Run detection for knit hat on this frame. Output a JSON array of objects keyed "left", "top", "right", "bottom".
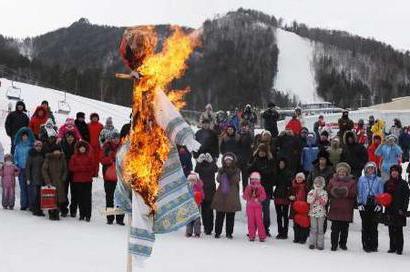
[
  {"left": 296, "top": 172, "right": 305, "bottom": 180},
  {"left": 313, "top": 149, "right": 331, "bottom": 166},
  {"left": 187, "top": 172, "right": 199, "bottom": 182},
  {"left": 385, "top": 134, "right": 397, "bottom": 144},
  {"left": 249, "top": 172, "right": 261, "bottom": 180},
  {"left": 76, "top": 112, "right": 85, "bottom": 119},
  {"left": 364, "top": 161, "right": 377, "bottom": 174},
  {"left": 223, "top": 154, "right": 235, "bottom": 162},
  {"left": 313, "top": 176, "right": 326, "bottom": 189},
  {"left": 65, "top": 118, "right": 75, "bottom": 126},
  {"left": 336, "top": 162, "right": 351, "bottom": 175}
]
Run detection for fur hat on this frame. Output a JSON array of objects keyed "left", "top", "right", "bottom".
[
  {"left": 336, "top": 162, "right": 351, "bottom": 175},
  {"left": 76, "top": 112, "right": 85, "bottom": 119},
  {"left": 296, "top": 172, "right": 305, "bottom": 180},
  {"left": 364, "top": 161, "right": 377, "bottom": 174}
]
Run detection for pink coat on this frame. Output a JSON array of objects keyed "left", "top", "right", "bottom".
[
  {"left": 0, "top": 164, "right": 19, "bottom": 186},
  {"left": 58, "top": 123, "right": 82, "bottom": 141},
  {"left": 243, "top": 184, "right": 266, "bottom": 208}
]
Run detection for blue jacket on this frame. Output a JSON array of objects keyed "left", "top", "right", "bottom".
[
  {"left": 357, "top": 174, "right": 384, "bottom": 205},
  {"left": 375, "top": 144, "right": 402, "bottom": 172},
  {"left": 13, "top": 127, "right": 35, "bottom": 169},
  {"left": 301, "top": 135, "right": 319, "bottom": 172}
]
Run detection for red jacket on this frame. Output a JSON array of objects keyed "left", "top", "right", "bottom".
[
  {"left": 100, "top": 141, "right": 120, "bottom": 166},
  {"left": 29, "top": 106, "right": 48, "bottom": 137},
  {"left": 285, "top": 119, "right": 302, "bottom": 135},
  {"left": 88, "top": 121, "right": 103, "bottom": 148},
  {"left": 69, "top": 143, "right": 95, "bottom": 183},
  {"left": 289, "top": 179, "right": 308, "bottom": 218},
  {"left": 368, "top": 142, "right": 382, "bottom": 169}
]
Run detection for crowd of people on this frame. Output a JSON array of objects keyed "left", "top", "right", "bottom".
[
  {"left": 183, "top": 103, "right": 410, "bottom": 254},
  {"left": 1, "top": 100, "right": 123, "bottom": 224},
  {"left": 1, "top": 100, "right": 410, "bottom": 255}
]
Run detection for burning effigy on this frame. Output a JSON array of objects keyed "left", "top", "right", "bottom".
[{"left": 114, "top": 25, "right": 201, "bottom": 269}]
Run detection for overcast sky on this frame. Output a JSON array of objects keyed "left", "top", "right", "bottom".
[{"left": 0, "top": 0, "right": 409, "bottom": 51}]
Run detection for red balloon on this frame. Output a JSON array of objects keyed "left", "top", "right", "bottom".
[
  {"left": 194, "top": 191, "right": 203, "bottom": 205},
  {"left": 293, "top": 201, "right": 309, "bottom": 215},
  {"left": 375, "top": 193, "right": 392, "bottom": 207},
  {"left": 294, "top": 214, "right": 310, "bottom": 228}
]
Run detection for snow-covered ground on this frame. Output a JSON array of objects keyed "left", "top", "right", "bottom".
[
  {"left": 274, "top": 29, "right": 320, "bottom": 103},
  {"left": 1, "top": 79, "right": 410, "bottom": 272}
]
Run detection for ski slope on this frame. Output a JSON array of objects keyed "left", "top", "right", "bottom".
[
  {"left": 274, "top": 29, "right": 320, "bottom": 103},
  {"left": 0, "top": 79, "right": 410, "bottom": 272}
]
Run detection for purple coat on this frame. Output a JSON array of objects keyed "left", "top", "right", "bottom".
[
  {"left": 327, "top": 175, "right": 357, "bottom": 222},
  {"left": 0, "top": 164, "right": 19, "bottom": 186}
]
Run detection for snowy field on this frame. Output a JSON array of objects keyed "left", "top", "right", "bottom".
[{"left": 1, "top": 79, "right": 410, "bottom": 272}]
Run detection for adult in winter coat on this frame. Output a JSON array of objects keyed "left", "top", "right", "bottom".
[
  {"left": 337, "top": 110, "right": 354, "bottom": 138},
  {"left": 307, "top": 176, "right": 328, "bottom": 250},
  {"left": 25, "top": 141, "right": 45, "bottom": 216},
  {"left": 238, "top": 121, "right": 254, "bottom": 189},
  {"left": 273, "top": 158, "right": 292, "bottom": 239},
  {"left": 5, "top": 101, "right": 29, "bottom": 154},
  {"left": 327, "top": 137, "right": 342, "bottom": 167},
  {"left": 194, "top": 118, "right": 219, "bottom": 160},
  {"left": 42, "top": 147, "right": 68, "bottom": 220},
  {"left": 99, "top": 117, "right": 119, "bottom": 145},
  {"left": 69, "top": 141, "right": 95, "bottom": 222},
  {"left": 262, "top": 102, "right": 280, "bottom": 137},
  {"left": 39, "top": 118, "right": 58, "bottom": 143},
  {"left": 0, "top": 154, "right": 19, "bottom": 209},
  {"left": 341, "top": 131, "right": 368, "bottom": 180},
  {"left": 389, "top": 118, "right": 402, "bottom": 139},
  {"left": 289, "top": 172, "right": 309, "bottom": 243},
  {"left": 14, "top": 127, "right": 35, "bottom": 210},
  {"left": 277, "top": 129, "right": 301, "bottom": 175},
  {"left": 248, "top": 143, "right": 275, "bottom": 236},
  {"left": 100, "top": 133, "right": 124, "bottom": 225},
  {"left": 375, "top": 134, "right": 402, "bottom": 181},
  {"left": 195, "top": 153, "right": 218, "bottom": 235},
  {"left": 88, "top": 113, "right": 104, "bottom": 177},
  {"left": 398, "top": 127, "right": 410, "bottom": 162},
  {"left": 57, "top": 118, "right": 82, "bottom": 142},
  {"left": 29, "top": 106, "right": 49, "bottom": 139},
  {"left": 285, "top": 114, "right": 303, "bottom": 136},
  {"left": 355, "top": 119, "right": 368, "bottom": 145},
  {"left": 60, "top": 130, "right": 78, "bottom": 217},
  {"left": 301, "top": 133, "right": 319, "bottom": 174},
  {"left": 243, "top": 172, "right": 267, "bottom": 242},
  {"left": 371, "top": 119, "right": 385, "bottom": 141},
  {"left": 42, "top": 134, "right": 60, "bottom": 155},
  {"left": 357, "top": 162, "right": 384, "bottom": 253},
  {"left": 327, "top": 162, "right": 357, "bottom": 251},
  {"left": 307, "top": 149, "right": 334, "bottom": 189},
  {"left": 313, "top": 115, "right": 325, "bottom": 140},
  {"left": 367, "top": 135, "right": 382, "bottom": 171},
  {"left": 241, "top": 104, "right": 258, "bottom": 131},
  {"left": 199, "top": 104, "right": 216, "bottom": 129},
  {"left": 40, "top": 100, "right": 55, "bottom": 125},
  {"left": 212, "top": 153, "right": 241, "bottom": 239},
  {"left": 318, "top": 130, "right": 330, "bottom": 150},
  {"left": 252, "top": 130, "right": 275, "bottom": 154},
  {"left": 384, "top": 165, "right": 410, "bottom": 255},
  {"left": 74, "top": 112, "right": 90, "bottom": 143},
  {"left": 220, "top": 125, "right": 240, "bottom": 158}
]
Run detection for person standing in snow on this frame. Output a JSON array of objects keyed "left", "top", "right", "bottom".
[
  {"left": 88, "top": 113, "right": 104, "bottom": 177},
  {"left": 40, "top": 100, "right": 55, "bottom": 125},
  {"left": 195, "top": 153, "right": 218, "bottom": 235},
  {"left": 99, "top": 117, "right": 118, "bottom": 145},
  {"left": 273, "top": 158, "right": 292, "bottom": 239},
  {"left": 220, "top": 125, "right": 240, "bottom": 158},
  {"left": 199, "top": 104, "right": 216, "bottom": 129},
  {"left": 60, "top": 131, "right": 78, "bottom": 217},
  {"left": 0, "top": 154, "right": 19, "bottom": 209},
  {"left": 29, "top": 106, "right": 49, "bottom": 140},
  {"left": 5, "top": 101, "right": 29, "bottom": 155},
  {"left": 375, "top": 134, "right": 402, "bottom": 182},
  {"left": 357, "top": 162, "right": 384, "bottom": 253},
  {"left": 14, "top": 127, "right": 35, "bottom": 210},
  {"left": 389, "top": 118, "right": 402, "bottom": 139},
  {"left": 307, "top": 176, "right": 328, "bottom": 250},
  {"left": 337, "top": 110, "right": 354, "bottom": 138},
  {"left": 327, "top": 137, "right": 342, "bottom": 167},
  {"left": 398, "top": 127, "right": 410, "bottom": 162},
  {"left": 194, "top": 118, "right": 219, "bottom": 160},
  {"left": 367, "top": 135, "right": 382, "bottom": 173},
  {"left": 341, "top": 131, "right": 368, "bottom": 181},
  {"left": 185, "top": 172, "right": 204, "bottom": 237},
  {"left": 74, "top": 112, "right": 90, "bottom": 143},
  {"left": 289, "top": 172, "right": 309, "bottom": 244},
  {"left": 69, "top": 141, "right": 95, "bottom": 222},
  {"left": 262, "top": 102, "right": 280, "bottom": 137},
  {"left": 384, "top": 165, "right": 410, "bottom": 255},
  {"left": 57, "top": 118, "right": 82, "bottom": 143},
  {"left": 25, "top": 140, "right": 45, "bottom": 216},
  {"left": 212, "top": 153, "right": 241, "bottom": 239},
  {"left": 241, "top": 104, "right": 258, "bottom": 132},
  {"left": 285, "top": 114, "right": 303, "bottom": 136},
  {"left": 238, "top": 121, "right": 254, "bottom": 190},
  {"left": 243, "top": 172, "right": 267, "bottom": 242},
  {"left": 301, "top": 133, "right": 319, "bottom": 176},
  {"left": 327, "top": 162, "right": 357, "bottom": 251}
]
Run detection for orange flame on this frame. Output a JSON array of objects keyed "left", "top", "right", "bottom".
[{"left": 122, "top": 26, "right": 197, "bottom": 212}]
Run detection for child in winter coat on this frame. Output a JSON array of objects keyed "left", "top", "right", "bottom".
[
  {"left": 186, "top": 172, "right": 204, "bottom": 237},
  {"left": 69, "top": 141, "right": 95, "bottom": 222},
  {"left": 100, "top": 132, "right": 124, "bottom": 225},
  {"left": 42, "top": 147, "right": 68, "bottom": 220},
  {"left": 327, "top": 162, "right": 357, "bottom": 251},
  {"left": 39, "top": 118, "right": 58, "bottom": 142},
  {"left": 195, "top": 153, "right": 218, "bottom": 235},
  {"left": 0, "top": 154, "right": 19, "bottom": 209},
  {"left": 243, "top": 172, "right": 267, "bottom": 242},
  {"left": 289, "top": 172, "right": 309, "bottom": 244},
  {"left": 273, "top": 158, "right": 292, "bottom": 239},
  {"left": 375, "top": 134, "right": 402, "bottom": 181},
  {"left": 14, "top": 127, "right": 35, "bottom": 210},
  {"left": 88, "top": 113, "right": 103, "bottom": 177},
  {"left": 57, "top": 118, "right": 82, "bottom": 143},
  {"left": 307, "top": 176, "right": 328, "bottom": 250},
  {"left": 99, "top": 117, "right": 119, "bottom": 145},
  {"left": 25, "top": 141, "right": 45, "bottom": 216}
]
